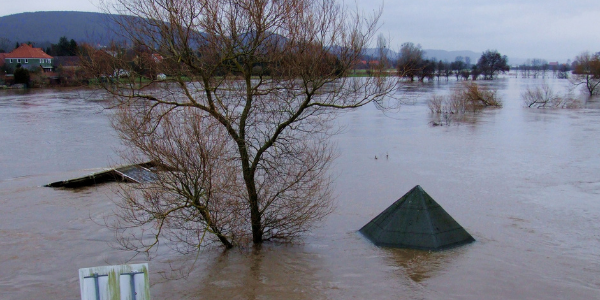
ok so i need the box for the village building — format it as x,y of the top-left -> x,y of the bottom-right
4,44 -> 53,72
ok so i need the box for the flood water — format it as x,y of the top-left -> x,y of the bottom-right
1,77 -> 599,299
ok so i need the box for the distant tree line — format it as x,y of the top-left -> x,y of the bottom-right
513,58 -> 571,79
395,43 -> 509,81
382,43 -> 597,87
0,36 -> 78,56
46,36 -> 79,56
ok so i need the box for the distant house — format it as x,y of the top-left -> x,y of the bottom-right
355,60 -> 381,69
4,44 -> 53,72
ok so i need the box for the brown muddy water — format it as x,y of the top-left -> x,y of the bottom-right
1,78 -> 600,299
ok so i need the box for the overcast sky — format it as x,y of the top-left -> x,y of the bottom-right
3,0 -> 599,62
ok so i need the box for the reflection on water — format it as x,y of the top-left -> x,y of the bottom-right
1,78 -> 600,300
384,248 -> 457,283
185,246 -> 327,300
139,243 -> 344,300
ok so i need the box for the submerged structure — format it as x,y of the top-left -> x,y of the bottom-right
360,185 -> 475,250
45,162 -> 157,188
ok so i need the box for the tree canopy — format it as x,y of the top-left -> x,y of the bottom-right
397,42 -> 424,81
476,50 -> 509,80
571,51 -> 600,96
46,36 -> 78,56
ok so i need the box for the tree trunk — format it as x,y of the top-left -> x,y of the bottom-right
238,140 -> 263,244
243,167 -> 262,244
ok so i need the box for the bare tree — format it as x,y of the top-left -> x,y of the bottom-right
571,51 -> 600,96
397,42 -> 424,81
557,63 -> 570,79
85,0 -> 395,254
522,83 -> 580,109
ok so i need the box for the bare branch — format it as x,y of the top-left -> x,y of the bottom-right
89,0 -> 396,254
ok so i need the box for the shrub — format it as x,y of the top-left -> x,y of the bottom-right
428,82 -> 501,114
428,95 -> 444,113
459,82 -> 502,108
522,83 -> 581,109
13,67 -> 30,86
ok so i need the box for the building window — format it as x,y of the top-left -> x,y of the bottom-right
9,59 -> 12,63
17,59 -> 21,63
25,59 -> 28,63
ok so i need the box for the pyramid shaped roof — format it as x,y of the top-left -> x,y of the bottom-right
360,185 -> 474,250
5,44 -> 53,59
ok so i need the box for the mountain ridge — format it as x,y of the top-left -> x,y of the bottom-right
0,11 -> 125,51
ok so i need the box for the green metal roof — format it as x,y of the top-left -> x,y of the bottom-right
359,185 -> 475,251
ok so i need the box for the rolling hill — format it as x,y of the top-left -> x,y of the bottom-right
0,11 -> 124,51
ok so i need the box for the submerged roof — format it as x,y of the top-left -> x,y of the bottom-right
45,162 -> 157,188
5,44 -> 53,59
359,185 -> 475,251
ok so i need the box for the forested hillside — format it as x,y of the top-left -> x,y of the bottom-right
0,11 -> 124,51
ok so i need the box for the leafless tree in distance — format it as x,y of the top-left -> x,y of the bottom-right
83,0 -> 396,255
571,51 -> 600,96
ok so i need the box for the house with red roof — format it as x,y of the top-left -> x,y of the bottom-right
4,44 -> 53,72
